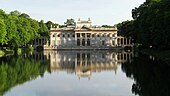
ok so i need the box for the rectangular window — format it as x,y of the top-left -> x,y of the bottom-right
112,40 -> 115,45
82,33 -> 85,37
87,33 -> 90,37
77,33 -> 80,37
112,34 -> 115,37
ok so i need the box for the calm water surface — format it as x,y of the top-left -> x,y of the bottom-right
0,50 -> 170,96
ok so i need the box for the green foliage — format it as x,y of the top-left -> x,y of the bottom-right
19,13 -> 30,18
46,21 -> 59,29
117,20 -> 135,37
0,19 -> 6,44
38,20 -> 49,37
102,25 -> 115,28
29,45 -> 34,52
17,48 -> 22,55
0,50 -> 5,57
64,18 -> 76,26
0,9 -> 49,48
119,0 -> 170,49
0,56 -> 49,95
9,10 -> 21,16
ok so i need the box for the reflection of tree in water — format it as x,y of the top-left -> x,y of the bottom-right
121,54 -> 170,96
0,56 -> 50,95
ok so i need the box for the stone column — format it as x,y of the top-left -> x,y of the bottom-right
50,33 -> 53,46
107,33 -> 110,47
90,33 -> 92,46
84,33 -> 87,46
75,33 -> 77,46
126,38 -> 128,45
80,33 -> 82,46
54,34 -> 56,47
129,38 -> 131,45
115,33 -> 117,46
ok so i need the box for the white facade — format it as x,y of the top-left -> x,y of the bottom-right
49,19 -> 132,49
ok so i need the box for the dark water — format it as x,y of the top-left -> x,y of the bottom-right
0,50 -> 170,96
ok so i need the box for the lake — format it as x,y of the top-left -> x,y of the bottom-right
0,50 -> 170,96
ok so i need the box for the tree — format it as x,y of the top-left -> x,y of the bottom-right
4,15 -> 17,47
0,9 -> 6,19
46,21 -> 53,30
0,19 -> 6,45
117,20 -> 135,37
46,21 -> 59,29
19,13 -> 30,18
117,0 -> 170,49
64,18 -> 75,26
102,25 -> 115,28
9,10 -> 21,17
0,9 -> 52,48
38,20 -> 49,37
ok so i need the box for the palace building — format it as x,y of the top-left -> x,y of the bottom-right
45,19 -> 133,50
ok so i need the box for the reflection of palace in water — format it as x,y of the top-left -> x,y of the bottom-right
26,51 -> 133,79
48,51 -> 133,79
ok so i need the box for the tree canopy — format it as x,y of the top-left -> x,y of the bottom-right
64,18 -> 76,26
117,0 -> 170,49
46,21 -> 59,29
0,9 -> 50,48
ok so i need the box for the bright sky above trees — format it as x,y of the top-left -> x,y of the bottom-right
0,0 -> 145,25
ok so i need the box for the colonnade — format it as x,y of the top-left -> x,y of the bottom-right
51,32 -> 118,47
117,37 -> 133,46
117,52 -> 133,63
31,37 -> 48,46
76,32 -> 117,47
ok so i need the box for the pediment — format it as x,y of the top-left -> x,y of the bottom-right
80,26 -> 92,30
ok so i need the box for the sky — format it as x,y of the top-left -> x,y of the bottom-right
0,0 -> 145,25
